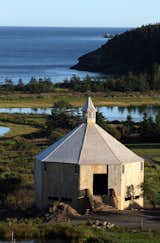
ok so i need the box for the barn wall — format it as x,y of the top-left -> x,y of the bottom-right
41,162 -> 79,208
108,164 -> 122,209
121,161 -> 144,209
35,160 -> 43,209
79,165 -> 107,194
35,161 -> 144,210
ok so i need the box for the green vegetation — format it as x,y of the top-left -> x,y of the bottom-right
0,89 -> 160,108
2,77 -> 54,93
1,22 -> 160,242
0,107 -> 160,212
128,144 -> 160,157
0,114 -> 44,217
0,121 -> 38,137
0,102 -> 160,241
143,165 -> 160,207
1,72 -> 160,95
128,143 -> 160,206
152,157 -> 160,163
0,221 -> 160,242
59,69 -> 160,92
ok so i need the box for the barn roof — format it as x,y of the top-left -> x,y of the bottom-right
36,97 -> 144,164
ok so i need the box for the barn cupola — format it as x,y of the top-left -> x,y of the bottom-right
82,97 -> 97,123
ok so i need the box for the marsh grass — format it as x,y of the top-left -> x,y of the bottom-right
0,91 -> 160,108
127,143 -> 160,157
152,157 -> 160,163
0,121 -> 38,137
0,221 -> 160,242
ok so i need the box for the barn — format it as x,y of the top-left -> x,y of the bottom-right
35,97 -> 144,211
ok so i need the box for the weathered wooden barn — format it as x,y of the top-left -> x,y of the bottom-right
35,97 -> 144,211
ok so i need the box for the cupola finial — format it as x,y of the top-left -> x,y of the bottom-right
82,96 -> 97,123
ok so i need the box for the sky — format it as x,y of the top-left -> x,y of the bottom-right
0,0 -> 159,27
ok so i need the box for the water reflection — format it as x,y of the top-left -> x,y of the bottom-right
0,106 -> 159,122
0,126 -> 10,136
98,105 -> 160,121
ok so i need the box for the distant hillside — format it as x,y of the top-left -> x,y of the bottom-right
71,23 -> 160,75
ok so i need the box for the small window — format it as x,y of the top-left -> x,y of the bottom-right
140,162 -> 143,171
74,165 -> 79,174
122,165 -> 125,174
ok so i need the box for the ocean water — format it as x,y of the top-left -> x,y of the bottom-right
0,27 -> 127,83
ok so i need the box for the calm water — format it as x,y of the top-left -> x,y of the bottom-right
0,27 -> 127,83
0,126 -> 10,136
0,105 -> 159,137
0,106 -> 159,121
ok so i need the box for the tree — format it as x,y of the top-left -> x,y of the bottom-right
151,63 -> 160,89
16,79 -> 25,91
49,128 -> 67,143
46,103 -> 81,137
26,77 -> 39,93
156,111 -> 160,128
4,79 -> 14,93
0,172 -> 21,205
53,100 -> 72,112
96,112 -> 121,140
96,112 -> 107,130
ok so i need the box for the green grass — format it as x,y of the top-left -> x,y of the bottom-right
0,113 -> 160,241
0,114 -> 44,215
127,143 -> 160,157
152,157 -> 160,163
0,91 -> 160,108
0,113 -> 46,137
0,121 -> 38,137
0,221 -> 160,242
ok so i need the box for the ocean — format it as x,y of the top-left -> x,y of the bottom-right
0,27 -> 128,83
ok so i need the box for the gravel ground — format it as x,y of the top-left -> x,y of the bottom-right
71,208 -> 160,231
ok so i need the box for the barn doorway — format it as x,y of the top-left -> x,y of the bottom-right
93,174 -> 108,195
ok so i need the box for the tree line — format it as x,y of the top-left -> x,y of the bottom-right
59,64 -> 160,92
0,63 -> 160,94
0,77 -> 54,93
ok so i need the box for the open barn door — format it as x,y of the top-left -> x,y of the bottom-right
93,174 -> 108,195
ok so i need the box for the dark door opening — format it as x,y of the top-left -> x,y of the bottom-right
93,174 -> 108,195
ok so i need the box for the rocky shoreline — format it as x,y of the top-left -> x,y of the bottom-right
71,47 -> 105,73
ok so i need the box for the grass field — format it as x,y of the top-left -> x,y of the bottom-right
0,121 -> 38,137
0,222 -> 160,242
0,91 -> 160,108
127,143 -> 160,162
0,113 -> 160,241
152,157 -> 160,163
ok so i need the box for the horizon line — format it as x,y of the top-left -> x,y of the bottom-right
0,25 -> 134,29
0,22 -> 157,28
